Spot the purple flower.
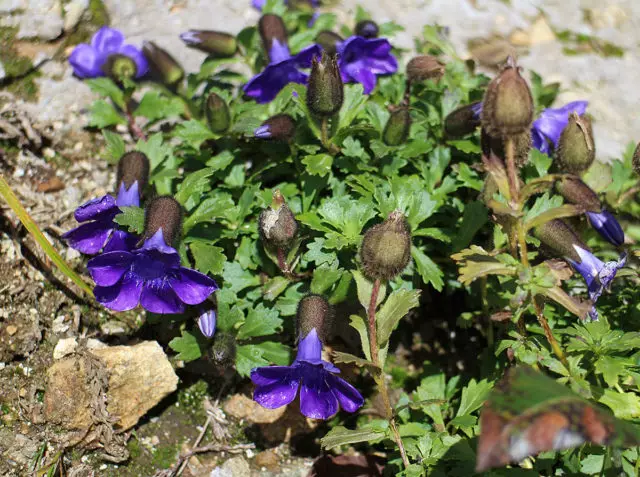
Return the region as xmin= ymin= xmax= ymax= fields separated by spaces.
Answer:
xmin=250 ymin=328 xmax=364 ymax=419
xmin=252 ymin=0 xmax=320 ymax=10
xmin=198 ymin=307 xmax=217 ymax=338
xmin=336 ymin=36 xmax=398 ymax=94
xmin=62 ymin=181 xmax=140 ymax=255
xmin=87 ymin=229 xmax=218 ymax=314
xmin=244 ymin=43 xmax=322 ymax=103
xmin=69 ymin=26 xmax=148 ymax=79
xmin=586 ymin=210 xmax=625 ymax=246
xmin=568 ymin=246 xmax=626 ymax=321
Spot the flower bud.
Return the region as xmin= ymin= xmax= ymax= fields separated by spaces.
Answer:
xmin=354 ymin=20 xmax=379 ymax=39
xmin=556 ymin=113 xmax=595 ymax=174
xmin=360 ymin=211 xmax=411 ymax=281
xmin=406 ymin=55 xmax=445 ymax=83
xmin=444 ymin=101 xmax=482 ymax=137
xmin=296 ymin=294 xmax=333 ymax=343
xmin=307 ymin=52 xmax=344 ymax=117
xmin=142 ymin=41 xmax=184 ymax=86
xmin=555 ymin=176 xmax=601 ymax=212
xmin=633 ymin=142 xmax=640 ymax=176
xmin=315 ymin=30 xmax=343 ymax=56
xmin=197 ymin=307 xmax=217 ymax=338
xmin=259 ymin=14 xmax=288 ymax=62
xmin=204 ymin=92 xmax=231 ymax=134
xmin=254 ymin=114 xmax=296 ymax=141
xmin=481 ymin=57 xmax=533 ymax=138
xmin=208 ymin=332 xmax=236 ymax=367
xmin=102 ymin=53 xmax=137 ymax=83
xmin=143 ymin=196 xmax=183 ymax=247
xmin=534 ymin=219 xmax=587 ymax=263
xmin=383 ymin=107 xmax=411 ymax=146
xmin=180 ymin=30 xmax=237 ymax=57
xmin=259 ymin=190 xmax=298 ymax=249
xmin=117 ymin=151 xmax=150 ymax=192
xmin=481 ymin=129 xmax=531 ymax=167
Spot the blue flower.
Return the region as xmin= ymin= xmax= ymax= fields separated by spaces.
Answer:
xmin=586 ymin=210 xmax=625 ymax=246
xmin=69 ymin=26 xmax=148 ymax=79
xmin=336 ymin=36 xmax=397 ymax=94
xmin=198 ymin=307 xmax=217 ymax=338
xmin=252 ymin=0 xmax=319 ymax=10
xmin=244 ymin=42 xmax=322 ymax=103
xmin=568 ymin=245 xmax=626 ymax=321
xmin=250 ymin=328 xmax=364 ymax=419
xmin=87 ymin=229 xmax=218 ymax=314
xmin=62 ymin=181 xmax=140 ymax=255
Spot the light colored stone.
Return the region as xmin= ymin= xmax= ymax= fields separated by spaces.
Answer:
xmin=53 ymin=337 xmax=77 ymax=359
xmin=16 ymin=0 xmax=64 ymax=41
xmin=45 ymin=341 xmax=178 ymax=431
xmin=0 ymin=0 xmax=25 ymax=13
xmin=0 ymin=60 xmax=5 ymax=81
xmin=210 ymin=456 xmax=250 ymax=477
xmin=223 ymin=393 xmax=286 ymax=424
xmin=63 ymin=0 xmax=88 ymax=31
xmin=527 ymin=15 xmax=556 ymax=45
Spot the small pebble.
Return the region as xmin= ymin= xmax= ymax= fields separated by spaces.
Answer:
xmin=6 ymin=325 xmax=17 ymax=336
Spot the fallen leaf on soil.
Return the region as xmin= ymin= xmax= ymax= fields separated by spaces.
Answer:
xmin=35 ymin=176 xmax=65 ymax=193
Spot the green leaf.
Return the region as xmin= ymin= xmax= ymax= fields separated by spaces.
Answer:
xmin=183 ymin=193 xmax=235 ymax=232
xmin=456 ymin=379 xmax=493 ymax=417
xmin=337 ymin=83 xmax=367 ymax=131
xmin=175 ymin=119 xmax=216 ymax=149
xmin=263 ymin=276 xmax=290 ymax=301
xmin=237 ymin=304 xmax=282 ymax=340
xmin=85 ymin=77 xmax=125 ymax=109
xmin=332 ymin=351 xmax=376 ymax=370
xmin=113 ymin=206 xmax=145 ymax=234
xmin=311 ymin=263 xmax=345 ymax=295
xmin=88 ymin=100 xmax=126 ymax=128
xmin=349 ymin=314 xmax=371 ymax=361
xmin=222 ymin=262 xmax=261 ymax=292
xmin=136 ymin=132 xmax=172 ymax=171
xmin=452 ymin=201 xmax=488 ymax=251
xmin=351 ymin=270 xmax=386 ymax=311
xmin=189 ymin=242 xmax=226 ymax=275
xmin=102 ymin=130 xmax=126 ymax=164
xmin=529 ymin=149 xmax=553 ymax=177
xmin=320 ymin=425 xmax=387 ymax=450
xmin=377 ymin=288 xmax=421 ymax=347
xmin=216 ymin=290 xmax=244 ymax=332
xmin=168 ymin=330 xmax=203 ymax=362
xmin=415 ymin=373 xmax=446 ymax=429
xmin=135 ymin=90 xmax=184 ymax=122
xmin=411 ymin=246 xmax=444 ymax=291
xmin=235 ymin=341 xmax=290 ymax=377
xmin=448 ymin=139 xmax=481 ymax=154
xmin=599 ymin=390 xmax=640 ymax=420
xmin=451 ymin=246 xmax=519 ymax=285
xmin=175 ymin=168 xmax=215 ymax=206
xmin=302 ymin=154 xmax=333 ymax=177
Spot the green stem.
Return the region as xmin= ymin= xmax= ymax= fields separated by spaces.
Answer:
xmin=533 ymin=298 xmax=567 ymax=369
xmin=320 ymin=117 xmax=330 ymax=149
xmin=367 ymin=279 xmax=410 ymax=469
xmin=0 ymin=175 xmax=94 ymax=298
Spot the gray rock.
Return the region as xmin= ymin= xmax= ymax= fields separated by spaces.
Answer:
xmin=16 ymin=0 xmax=64 ymax=41
xmin=210 ymin=456 xmax=251 ymax=477
xmin=0 ymin=60 xmax=5 ymax=81
xmin=63 ymin=0 xmax=89 ymax=32
xmin=0 ymin=0 xmax=26 ymax=13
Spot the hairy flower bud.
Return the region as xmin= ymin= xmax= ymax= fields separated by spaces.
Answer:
xmin=481 ymin=129 xmax=532 ymax=167
xmin=143 ymin=196 xmax=183 ymax=247
xmin=307 ymin=52 xmax=344 ymax=117
xmin=208 ymin=332 xmax=236 ymax=367
xmin=406 ymin=55 xmax=445 ymax=83
xmin=534 ymin=219 xmax=587 ymax=263
xmin=259 ymin=14 xmax=288 ymax=62
xmin=259 ymin=190 xmax=298 ymax=249
xmin=481 ymin=57 xmax=533 ymax=138
xmin=444 ymin=101 xmax=482 ymax=137
xmin=254 ymin=114 xmax=296 ymax=141
xmin=102 ymin=53 xmax=137 ymax=83
xmin=360 ymin=211 xmax=411 ymax=281
xmin=315 ymin=30 xmax=343 ymax=56
xmin=180 ymin=30 xmax=237 ymax=57
xmin=354 ymin=20 xmax=379 ymax=39
xmin=142 ymin=41 xmax=184 ymax=86
xmin=556 ymin=113 xmax=595 ymax=174
xmin=555 ymin=176 xmax=601 ymax=212
xmin=296 ymin=294 xmax=333 ymax=343
xmin=633 ymin=142 xmax=640 ymax=176
xmin=204 ymin=92 xmax=231 ymax=134
xmin=117 ymin=151 xmax=150 ymax=192
xmin=383 ymin=107 xmax=411 ymax=146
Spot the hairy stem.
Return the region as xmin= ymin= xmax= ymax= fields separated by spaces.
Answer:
xmin=505 ymin=137 xmax=520 ymax=203
xmin=367 ymin=278 xmax=410 ymax=469
xmin=533 ymin=298 xmax=568 ymax=368
xmin=0 ymin=175 xmax=94 ymax=298
xmin=124 ymin=99 xmax=147 ymax=142
xmin=516 ymin=221 xmax=530 ymax=267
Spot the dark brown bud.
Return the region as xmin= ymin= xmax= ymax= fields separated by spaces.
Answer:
xmin=444 ymin=101 xmax=482 ymax=137
xmin=208 ymin=332 xmax=236 ymax=367
xmin=534 ymin=219 xmax=587 ymax=262
xmin=383 ymin=107 xmax=411 ymax=146
xmin=259 ymin=190 xmax=298 ymax=249
xmin=633 ymin=142 xmax=640 ymax=176
xmin=142 ymin=41 xmax=184 ymax=86
xmin=117 ymin=151 xmax=150 ymax=191
xmin=259 ymin=14 xmax=288 ymax=62
xmin=180 ymin=30 xmax=237 ymax=57
xmin=296 ymin=294 xmax=333 ymax=343
xmin=307 ymin=52 xmax=343 ymax=117
xmin=555 ymin=176 xmax=601 ymax=212
xmin=481 ymin=129 xmax=532 ymax=167
xmin=360 ymin=211 xmax=411 ymax=281
xmin=406 ymin=55 xmax=445 ymax=83
xmin=204 ymin=92 xmax=231 ymax=134
xmin=481 ymin=56 xmax=533 ymax=138
xmin=143 ymin=196 xmax=183 ymax=247
xmin=556 ymin=113 xmax=595 ymax=174
xmin=315 ymin=30 xmax=343 ymax=56
xmin=354 ymin=20 xmax=379 ymax=39
xmin=254 ymin=114 xmax=296 ymax=142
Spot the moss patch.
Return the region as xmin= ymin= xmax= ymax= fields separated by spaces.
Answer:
xmin=0 ymin=26 xmax=40 ymax=101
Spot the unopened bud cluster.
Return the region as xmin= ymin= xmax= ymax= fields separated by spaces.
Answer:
xmin=307 ymin=52 xmax=344 ymax=117
xmin=144 ymin=196 xmax=183 ymax=246
xmin=205 ymin=92 xmax=231 ymax=134
xmin=117 ymin=151 xmax=150 ymax=191
xmin=259 ymin=190 xmax=298 ymax=250
xmin=556 ymin=113 xmax=595 ymax=174
xmin=297 ymin=294 xmax=333 ymax=343
xmin=360 ymin=211 xmax=412 ymax=281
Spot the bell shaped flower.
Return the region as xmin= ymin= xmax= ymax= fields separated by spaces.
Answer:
xmin=336 ymin=36 xmax=397 ymax=94
xmin=62 ymin=181 xmax=140 ymax=255
xmin=198 ymin=306 xmax=217 ymax=338
xmin=87 ymin=228 xmax=218 ymax=314
xmin=568 ymin=245 xmax=626 ymax=321
xmin=586 ymin=210 xmax=625 ymax=247
xmin=244 ymin=42 xmax=322 ymax=103
xmin=69 ymin=26 xmax=148 ymax=79
xmin=251 ymin=328 xmax=364 ymax=419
